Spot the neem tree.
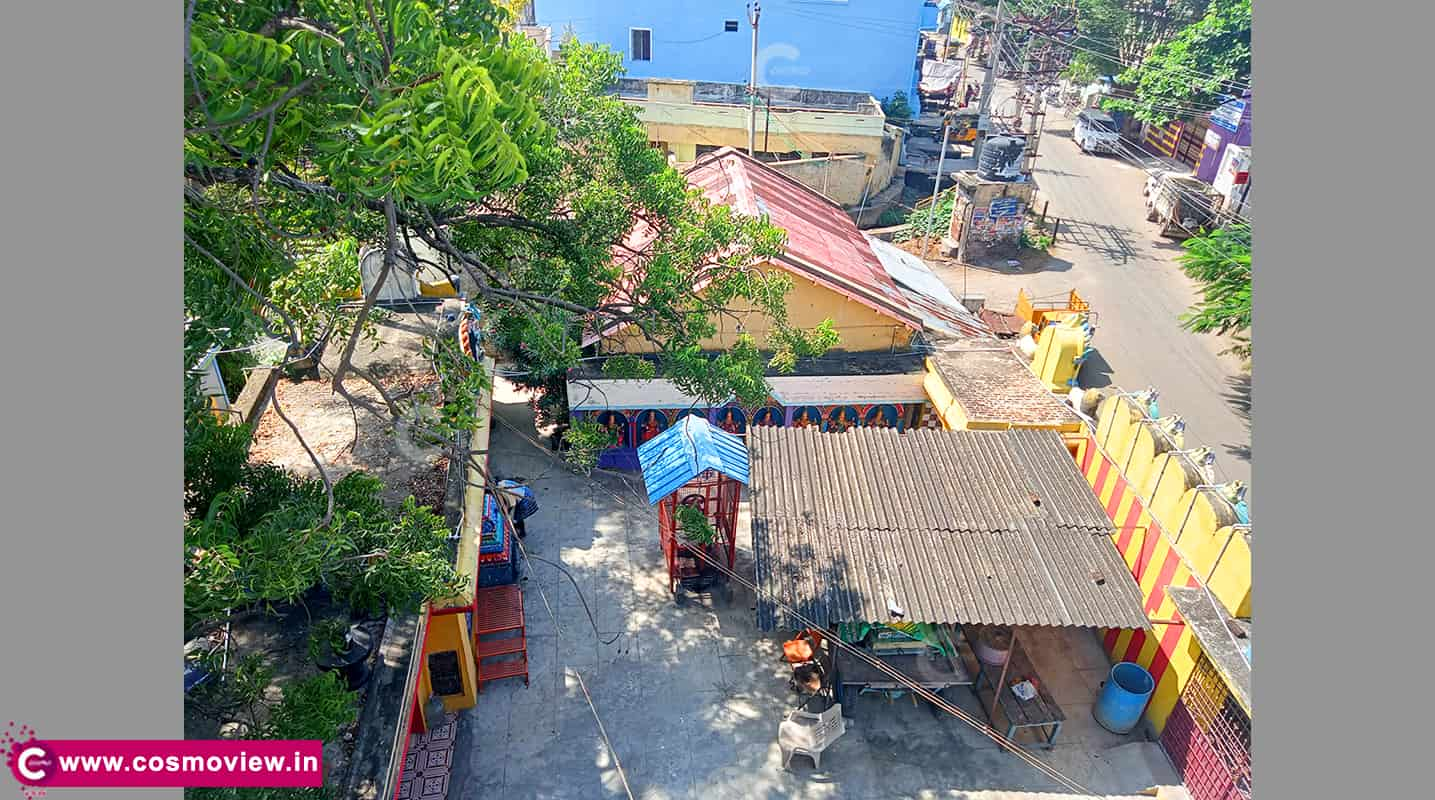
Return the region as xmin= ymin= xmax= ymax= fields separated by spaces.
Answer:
xmin=184 ymin=0 xmax=838 ymax=472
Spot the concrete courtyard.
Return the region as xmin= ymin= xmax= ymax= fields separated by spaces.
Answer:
xmin=444 ymin=382 xmax=1182 ymax=800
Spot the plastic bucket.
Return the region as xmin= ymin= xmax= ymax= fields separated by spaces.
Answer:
xmin=1093 ymin=662 xmax=1155 ymax=734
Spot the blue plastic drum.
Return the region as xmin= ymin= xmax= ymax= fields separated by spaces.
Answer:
xmin=1093 ymin=662 xmax=1155 ymax=734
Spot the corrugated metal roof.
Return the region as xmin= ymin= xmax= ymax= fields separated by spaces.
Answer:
xmin=748 ymin=426 xmax=1149 ymax=630
xmin=637 ymin=415 xmax=750 ymax=505
xmin=867 ymin=236 xmax=993 ymax=339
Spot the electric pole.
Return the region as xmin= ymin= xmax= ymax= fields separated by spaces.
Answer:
xmin=972 ymin=0 xmax=1005 ymax=166
xmin=923 ymin=112 xmax=954 ymax=260
xmin=747 ymin=2 xmax=761 ymax=156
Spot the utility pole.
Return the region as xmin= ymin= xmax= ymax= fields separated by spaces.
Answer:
xmin=747 ymin=2 xmax=761 ymax=156
xmin=923 ymin=112 xmax=954 ymax=259
xmin=971 ymin=0 xmax=1005 ymax=166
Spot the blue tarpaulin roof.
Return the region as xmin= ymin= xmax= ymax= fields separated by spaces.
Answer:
xmin=636 ymin=415 xmax=750 ymax=505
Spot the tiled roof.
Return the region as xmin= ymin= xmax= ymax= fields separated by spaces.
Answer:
xmin=929 ymin=340 xmax=1082 ymax=426
xmin=748 ymin=425 xmax=1150 ymax=630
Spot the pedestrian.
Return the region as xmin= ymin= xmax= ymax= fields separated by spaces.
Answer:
xmin=497 ymin=478 xmax=538 ymax=538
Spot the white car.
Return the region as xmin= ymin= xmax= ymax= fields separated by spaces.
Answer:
xmin=1074 ymin=109 xmax=1122 ymax=155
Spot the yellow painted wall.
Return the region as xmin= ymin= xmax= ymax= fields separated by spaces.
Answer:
xmin=923 ymin=364 xmax=964 ymax=429
xmin=421 ymin=612 xmax=479 ymax=713
xmin=1119 ymin=419 xmax=1185 ymax=492
xmin=629 ymin=96 xmax=902 ymax=201
xmin=768 ymin=155 xmax=871 ymax=206
xmin=1082 ymin=417 xmax=1251 ymax=733
xmin=605 ymin=263 xmax=914 ymax=354
xmin=1031 ymin=320 xmax=1086 ymax=392
xmin=922 ymin=357 xmax=1083 ymax=432
xmin=1143 ymin=450 xmax=1206 ymax=520
xmin=1198 ymin=528 xmax=1253 ymax=618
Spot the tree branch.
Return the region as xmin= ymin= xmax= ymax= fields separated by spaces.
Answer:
xmin=270 ymin=388 xmax=335 ymax=528
xmin=185 ymin=78 xmax=318 ymax=135
xmin=182 ymin=231 xmax=301 ymax=346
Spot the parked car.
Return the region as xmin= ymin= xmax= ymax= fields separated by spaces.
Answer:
xmin=1073 ymin=108 xmax=1122 ymax=155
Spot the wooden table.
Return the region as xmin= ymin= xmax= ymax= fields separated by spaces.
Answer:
xmin=832 ymin=626 xmax=972 ymax=715
xmin=972 ymin=639 xmax=1065 ymax=749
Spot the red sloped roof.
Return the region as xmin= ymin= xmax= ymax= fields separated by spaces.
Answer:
xmin=583 ymin=147 xmax=920 ymax=347
xmin=685 ymin=148 xmax=918 ymax=325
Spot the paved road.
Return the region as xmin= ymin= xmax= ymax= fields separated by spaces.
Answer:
xmin=929 ymin=80 xmax=1251 ymax=488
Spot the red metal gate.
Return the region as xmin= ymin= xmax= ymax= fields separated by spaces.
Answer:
xmin=1161 ymin=655 xmax=1252 ymax=800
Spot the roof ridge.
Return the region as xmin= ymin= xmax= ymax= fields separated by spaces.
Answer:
xmin=703 ymin=146 xmax=853 ymax=215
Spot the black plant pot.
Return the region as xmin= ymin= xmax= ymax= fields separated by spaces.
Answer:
xmin=316 ymin=625 xmax=375 ymax=690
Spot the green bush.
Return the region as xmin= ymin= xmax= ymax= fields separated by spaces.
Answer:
xmin=894 ymin=191 xmax=956 ymax=242
xmin=184 ymin=414 xmax=253 ymax=518
xmin=880 ymin=93 xmax=915 ymax=122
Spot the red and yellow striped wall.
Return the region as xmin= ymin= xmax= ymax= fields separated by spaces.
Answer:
xmin=1073 ymin=432 xmax=1248 ymax=733
xmin=1143 ymin=120 xmax=1183 ymax=159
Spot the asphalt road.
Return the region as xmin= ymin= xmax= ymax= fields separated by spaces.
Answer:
xmin=929 ymin=82 xmax=1251 ymax=488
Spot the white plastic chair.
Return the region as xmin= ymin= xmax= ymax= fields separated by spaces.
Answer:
xmin=778 ymin=702 xmax=847 ymax=770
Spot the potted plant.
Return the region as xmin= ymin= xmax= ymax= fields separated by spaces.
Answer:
xmin=309 ymin=619 xmax=375 ymax=690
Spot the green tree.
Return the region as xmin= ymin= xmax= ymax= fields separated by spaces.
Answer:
xmin=184 ymin=0 xmax=836 ymax=470
xmin=1106 ymin=0 xmax=1249 ymax=125
xmin=1177 ymin=223 xmax=1250 ymax=362
xmin=996 ymin=2 xmax=1210 ymax=85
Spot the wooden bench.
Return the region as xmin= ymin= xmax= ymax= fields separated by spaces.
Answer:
xmin=971 ymin=638 xmax=1065 ymax=749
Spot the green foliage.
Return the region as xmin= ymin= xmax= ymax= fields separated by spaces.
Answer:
xmin=185 ymin=2 xmax=835 ymax=456
xmin=307 ymin=618 xmax=351 ymax=663
xmin=1021 ymin=228 xmax=1054 ymax=251
xmin=1107 ymin=0 xmax=1249 ymax=126
xmin=187 ymin=670 xmax=357 ymax=800
xmin=184 ymin=414 xmax=254 ymax=518
xmin=561 ymin=418 xmax=618 ymax=472
xmin=185 ymin=468 xmax=463 ymax=632
xmin=880 ymin=93 xmax=914 ymax=122
xmin=1176 ymin=224 xmax=1251 ymax=361
xmin=876 ymin=207 xmax=907 ymax=228
xmin=675 ymin=504 xmax=717 ymax=546
xmin=1008 ymin=2 xmax=1212 ymax=90
xmin=895 ymin=192 xmax=956 ymax=243
xmin=264 ymin=671 xmax=360 ymax=741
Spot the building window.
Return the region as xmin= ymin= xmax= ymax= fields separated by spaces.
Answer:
xmin=724 ymin=20 xmax=739 ymax=32
xmin=629 ymin=28 xmax=651 ymax=61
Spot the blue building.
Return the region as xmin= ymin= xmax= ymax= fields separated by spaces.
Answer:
xmin=531 ymin=1 xmax=927 ymax=108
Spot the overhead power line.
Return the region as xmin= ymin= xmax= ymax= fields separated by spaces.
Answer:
xmin=487 ymin=411 xmax=1103 ymax=796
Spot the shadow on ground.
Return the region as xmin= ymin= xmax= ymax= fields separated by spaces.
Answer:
xmin=1052 ymin=220 xmax=1140 ymax=265
xmin=444 ymin=384 xmax=1181 ymax=800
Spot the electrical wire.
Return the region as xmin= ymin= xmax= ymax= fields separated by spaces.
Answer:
xmin=485 ymin=412 xmax=1100 ymax=797
xmin=475 ymin=466 xmax=635 ymax=799
xmin=1020 ymin=29 xmax=1251 ymax=91
xmin=655 ymin=31 xmax=727 ymax=45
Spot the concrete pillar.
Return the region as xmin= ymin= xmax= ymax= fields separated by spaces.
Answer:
xmin=674 ymin=141 xmax=698 ymax=163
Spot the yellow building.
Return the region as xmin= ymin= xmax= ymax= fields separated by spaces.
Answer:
xmin=617 ymin=77 xmax=904 ymax=207
xmin=923 ymin=338 xmax=1084 ymax=434
xmin=573 ymin=147 xmax=994 ymax=470
xmin=1075 ymin=390 xmax=1250 ymax=747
